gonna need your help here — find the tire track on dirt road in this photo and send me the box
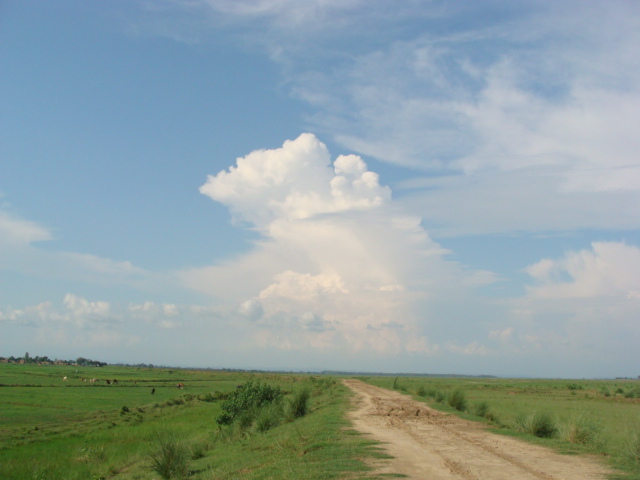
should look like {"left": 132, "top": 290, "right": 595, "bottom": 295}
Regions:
{"left": 343, "top": 379, "right": 612, "bottom": 480}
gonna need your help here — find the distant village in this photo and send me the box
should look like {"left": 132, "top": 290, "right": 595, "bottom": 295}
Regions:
{"left": 0, "top": 352, "right": 107, "bottom": 367}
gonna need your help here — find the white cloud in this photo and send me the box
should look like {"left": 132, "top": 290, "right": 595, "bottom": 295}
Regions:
{"left": 199, "top": 133, "right": 390, "bottom": 227}
{"left": 0, "top": 207, "right": 158, "bottom": 292}
{"left": 0, "top": 210, "right": 52, "bottom": 245}
{"left": 279, "top": 2, "right": 640, "bottom": 235}
{"left": 63, "top": 294, "right": 113, "bottom": 326}
{"left": 524, "top": 242, "right": 640, "bottom": 299}
{"left": 190, "top": 134, "right": 497, "bottom": 356}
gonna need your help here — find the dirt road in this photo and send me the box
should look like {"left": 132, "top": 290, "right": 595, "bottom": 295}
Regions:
{"left": 343, "top": 379, "right": 611, "bottom": 480}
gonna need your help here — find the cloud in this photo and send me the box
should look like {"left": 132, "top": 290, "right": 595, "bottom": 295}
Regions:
{"left": 199, "top": 133, "right": 390, "bottom": 227}
{"left": 0, "top": 206, "right": 158, "bottom": 292}
{"left": 134, "top": 2, "right": 640, "bottom": 236}
{"left": 0, "top": 210, "right": 52, "bottom": 245}
{"left": 280, "top": 2, "right": 640, "bottom": 235}
{"left": 189, "top": 134, "right": 497, "bottom": 357}
{"left": 0, "top": 294, "right": 115, "bottom": 329}
{"left": 483, "top": 242, "right": 640, "bottom": 374}
{"left": 524, "top": 242, "right": 640, "bottom": 300}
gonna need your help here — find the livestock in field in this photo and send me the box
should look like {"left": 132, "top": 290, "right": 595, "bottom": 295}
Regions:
{"left": 151, "top": 388, "right": 156, "bottom": 395}
{"left": 63, "top": 376, "right": 67, "bottom": 382}
{"left": 177, "top": 383, "right": 184, "bottom": 389}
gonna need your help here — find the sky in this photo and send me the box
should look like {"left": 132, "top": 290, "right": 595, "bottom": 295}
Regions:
{"left": 1, "top": 0, "right": 639, "bottom": 378}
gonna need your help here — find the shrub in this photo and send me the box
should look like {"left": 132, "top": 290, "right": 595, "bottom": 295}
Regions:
{"left": 516, "top": 412, "right": 557, "bottom": 438}
{"left": 447, "top": 390, "right": 467, "bottom": 412}
{"left": 434, "top": 391, "right": 445, "bottom": 403}
{"left": 559, "top": 413, "right": 601, "bottom": 446}
{"left": 416, "top": 386, "right": 426, "bottom": 397}
{"left": 147, "top": 432, "right": 191, "bottom": 479}
{"left": 624, "top": 387, "right": 640, "bottom": 399}
{"left": 216, "top": 381, "right": 283, "bottom": 425}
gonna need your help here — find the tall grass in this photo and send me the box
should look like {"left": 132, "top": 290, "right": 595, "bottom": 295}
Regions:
{"left": 623, "top": 425, "right": 640, "bottom": 464}
{"left": 558, "top": 413, "right": 601, "bottom": 446}
{"left": 473, "top": 401, "right": 490, "bottom": 418}
{"left": 147, "top": 431, "right": 191, "bottom": 479}
{"left": 447, "top": 389, "right": 467, "bottom": 412}
{"left": 286, "top": 387, "right": 311, "bottom": 420}
{"left": 254, "top": 402, "right": 284, "bottom": 433}
{"left": 516, "top": 411, "right": 557, "bottom": 438}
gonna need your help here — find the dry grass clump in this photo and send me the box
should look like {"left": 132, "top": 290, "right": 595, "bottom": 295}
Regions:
{"left": 558, "top": 413, "right": 601, "bottom": 446}
{"left": 516, "top": 411, "right": 557, "bottom": 438}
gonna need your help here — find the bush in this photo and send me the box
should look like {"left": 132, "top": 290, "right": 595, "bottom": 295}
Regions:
{"left": 447, "top": 390, "right": 467, "bottom": 412}
{"left": 434, "top": 391, "right": 445, "bottom": 403}
{"left": 624, "top": 387, "right": 640, "bottom": 399}
{"left": 216, "top": 381, "right": 283, "bottom": 425}
{"left": 516, "top": 412, "right": 557, "bottom": 438}
{"left": 559, "top": 413, "right": 601, "bottom": 446}
{"left": 147, "top": 432, "right": 191, "bottom": 479}
{"left": 416, "top": 386, "right": 426, "bottom": 397}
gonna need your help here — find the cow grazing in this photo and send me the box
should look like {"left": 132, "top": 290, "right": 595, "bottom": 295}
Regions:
{"left": 151, "top": 388, "right": 156, "bottom": 395}
{"left": 112, "top": 379, "right": 118, "bottom": 385}
{"left": 63, "top": 376, "right": 68, "bottom": 382}
{"left": 105, "top": 379, "right": 111, "bottom": 385}
{"left": 177, "top": 383, "right": 184, "bottom": 389}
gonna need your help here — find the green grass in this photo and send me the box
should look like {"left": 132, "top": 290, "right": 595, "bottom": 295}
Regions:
{"left": 360, "top": 375, "right": 640, "bottom": 480}
{"left": 0, "top": 365, "right": 390, "bottom": 479}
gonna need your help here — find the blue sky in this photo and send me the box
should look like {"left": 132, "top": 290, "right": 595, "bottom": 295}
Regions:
{"left": 1, "top": 1, "right": 639, "bottom": 377}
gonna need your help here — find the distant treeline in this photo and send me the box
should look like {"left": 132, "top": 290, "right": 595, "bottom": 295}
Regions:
{"left": 0, "top": 352, "right": 107, "bottom": 367}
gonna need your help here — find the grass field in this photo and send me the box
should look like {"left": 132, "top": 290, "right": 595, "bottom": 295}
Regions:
{"left": 362, "top": 375, "right": 640, "bottom": 480}
{"left": 0, "top": 364, "right": 387, "bottom": 479}
{"left": 3, "top": 364, "right": 640, "bottom": 479}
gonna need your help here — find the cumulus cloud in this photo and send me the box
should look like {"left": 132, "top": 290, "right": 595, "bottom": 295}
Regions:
{"left": 189, "top": 134, "right": 496, "bottom": 357}
{"left": 524, "top": 242, "right": 640, "bottom": 300}
{"left": 0, "top": 294, "right": 115, "bottom": 329}
{"left": 200, "top": 133, "right": 390, "bottom": 227}
{"left": 483, "top": 242, "right": 640, "bottom": 374}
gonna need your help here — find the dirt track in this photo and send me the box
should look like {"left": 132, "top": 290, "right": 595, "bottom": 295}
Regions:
{"left": 343, "top": 379, "right": 612, "bottom": 480}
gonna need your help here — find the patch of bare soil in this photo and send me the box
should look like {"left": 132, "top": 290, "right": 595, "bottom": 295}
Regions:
{"left": 343, "top": 379, "right": 612, "bottom": 480}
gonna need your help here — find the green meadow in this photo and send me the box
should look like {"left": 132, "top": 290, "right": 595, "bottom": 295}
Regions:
{"left": 0, "top": 364, "right": 386, "bottom": 480}
{"left": 2, "top": 364, "right": 640, "bottom": 479}
{"left": 363, "top": 375, "right": 640, "bottom": 480}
